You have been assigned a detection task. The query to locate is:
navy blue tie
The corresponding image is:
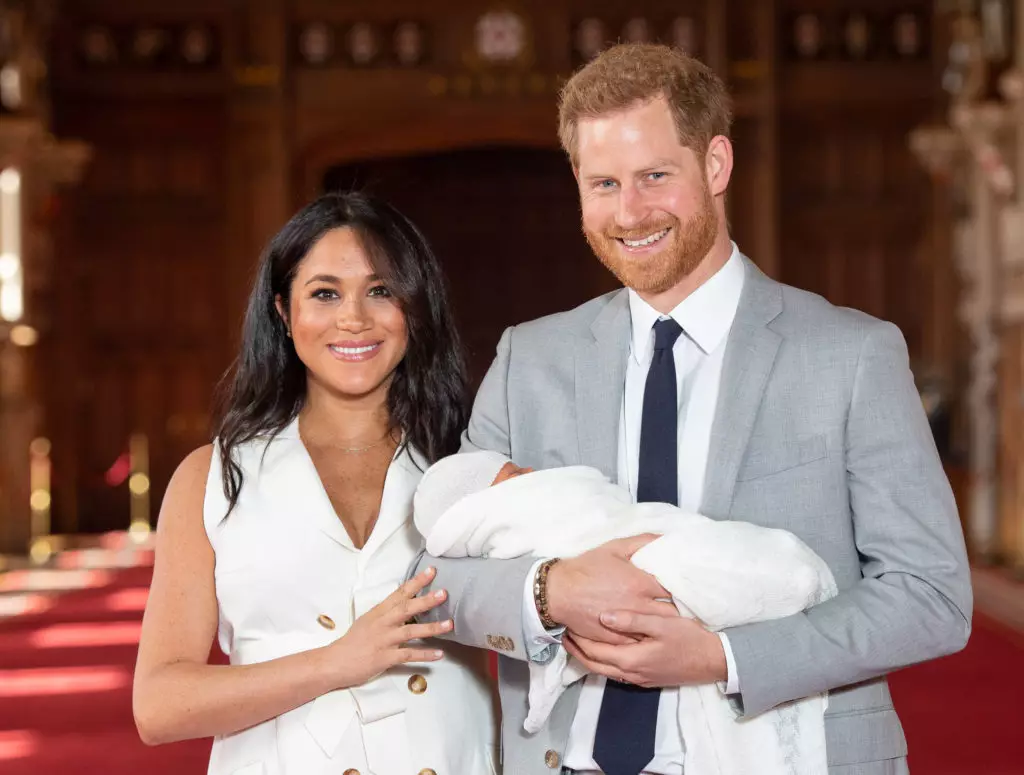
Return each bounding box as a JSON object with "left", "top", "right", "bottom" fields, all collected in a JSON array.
[{"left": 593, "top": 317, "right": 682, "bottom": 775}]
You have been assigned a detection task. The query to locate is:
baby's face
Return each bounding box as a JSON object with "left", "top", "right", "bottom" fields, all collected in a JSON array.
[{"left": 491, "top": 462, "right": 534, "bottom": 486}]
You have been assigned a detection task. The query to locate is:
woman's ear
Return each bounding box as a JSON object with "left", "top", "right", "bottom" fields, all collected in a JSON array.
[{"left": 274, "top": 294, "right": 291, "bottom": 338}]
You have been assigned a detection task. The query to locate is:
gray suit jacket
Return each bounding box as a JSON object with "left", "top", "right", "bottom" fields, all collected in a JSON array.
[{"left": 416, "top": 257, "right": 972, "bottom": 774}]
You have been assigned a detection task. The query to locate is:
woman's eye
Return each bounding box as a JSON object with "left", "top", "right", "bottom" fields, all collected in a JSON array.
[
  {"left": 368, "top": 285, "right": 392, "bottom": 298},
  {"left": 311, "top": 288, "right": 338, "bottom": 301}
]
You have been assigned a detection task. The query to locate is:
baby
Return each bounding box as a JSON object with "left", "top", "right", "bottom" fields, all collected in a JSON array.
[{"left": 414, "top": 451, "right": 836, "bottom": 775}]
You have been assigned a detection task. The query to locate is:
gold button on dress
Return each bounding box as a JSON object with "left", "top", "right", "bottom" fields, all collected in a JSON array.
[{"left": 316, "top": 613, "right": 336, "bottom": 630}]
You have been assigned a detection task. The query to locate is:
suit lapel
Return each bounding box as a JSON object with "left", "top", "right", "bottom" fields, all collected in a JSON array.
[
  {"left": 575, "top": 290, "right": 630, "bottom": 481},
  {"left": 701, "top": 258, "right": 784, "bottom": 518}
]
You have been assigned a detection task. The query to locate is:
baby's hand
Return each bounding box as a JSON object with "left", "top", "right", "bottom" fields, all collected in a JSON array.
[{"left": 491, "top": 462, "right": 534, "bottom": 486}]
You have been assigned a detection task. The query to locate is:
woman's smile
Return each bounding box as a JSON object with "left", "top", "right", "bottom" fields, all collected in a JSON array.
[{"left": 328, "top": 340, "right": 383, "bottom": 362}]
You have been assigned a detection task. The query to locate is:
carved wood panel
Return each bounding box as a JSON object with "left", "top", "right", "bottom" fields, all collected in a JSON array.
[
  {"left": 46, "top": 98, "right": 228, "bottom": 534},
  {"left": 35, "top": 0, "right": 950, "bottom": 534},
  {"left": 779, "top": 108, "right": 933, "bottom": 356}
]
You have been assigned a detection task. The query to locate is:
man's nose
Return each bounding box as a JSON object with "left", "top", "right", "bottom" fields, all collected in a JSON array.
[{"left": 616, "top": 183, "right": 649, "bottom": 229}]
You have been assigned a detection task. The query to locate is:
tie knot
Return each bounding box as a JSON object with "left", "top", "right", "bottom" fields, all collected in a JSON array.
[{"left": 652, "top": 318, "right": 683, "bottom": 351}]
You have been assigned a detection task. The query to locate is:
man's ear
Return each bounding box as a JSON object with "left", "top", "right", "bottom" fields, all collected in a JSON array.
[
  {"left": 704, "top": 135, "right": 734, "bottom": 198},
  {"left": 274, "top": 294, "right": 291, "bottom": 337}
]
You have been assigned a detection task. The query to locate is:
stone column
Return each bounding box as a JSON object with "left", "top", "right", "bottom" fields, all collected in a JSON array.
[{"left": 911, "top": 115, "right": 1005, "bottom": 562}]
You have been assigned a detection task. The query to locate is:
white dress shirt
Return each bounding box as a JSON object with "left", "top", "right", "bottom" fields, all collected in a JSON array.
[{"left": 522, "top": 245, "right": 746, "bottom": 773}]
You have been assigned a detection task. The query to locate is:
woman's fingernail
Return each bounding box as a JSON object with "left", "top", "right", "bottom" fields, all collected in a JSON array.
[
  {"left": 434, "top": 650, "right": 444, "bottom": 658},
  {"left": 442, "top": 620, "right": 453, "bottom": 630},
  {"left": 602, "top": 613, "right": 618, "bottom": 625},
  {"left": 434, "top": 589, "right": 446, "bottom": 599}
]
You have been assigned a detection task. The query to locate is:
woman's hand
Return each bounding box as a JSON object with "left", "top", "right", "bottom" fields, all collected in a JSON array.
[{"left": 323, "top": 566, "right": 453, "bottom": 689}]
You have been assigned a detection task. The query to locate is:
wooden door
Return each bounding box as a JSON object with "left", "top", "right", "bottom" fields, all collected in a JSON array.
[
  {"left": 325, "top": 146, "right": 618, "bottom": 384},
  {"left": 46, "top": 99, "right": 229, "bottom": 534}
]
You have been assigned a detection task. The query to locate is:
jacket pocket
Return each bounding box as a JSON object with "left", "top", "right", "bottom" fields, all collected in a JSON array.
[
  {"left": 208, "top": 719, "right": 274, "bottom": 775},
  {"left": 736, "top": 433, "right": 828, "bottom": 481},
  {"left": 825, "top": 707, "right": 907, "bottom": 768}
]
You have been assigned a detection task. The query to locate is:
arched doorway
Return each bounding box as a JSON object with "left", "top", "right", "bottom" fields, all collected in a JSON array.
[{"left": 323, "top": 146, "right": 618, "bottom": 383}]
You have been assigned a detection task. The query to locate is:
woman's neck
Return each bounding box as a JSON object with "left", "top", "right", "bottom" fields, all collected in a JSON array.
[{"left": 300, "top": 380, "right": 391, "bottom": 447}]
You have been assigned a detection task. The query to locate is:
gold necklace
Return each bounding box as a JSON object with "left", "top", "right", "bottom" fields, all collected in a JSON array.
[
  {"left": 301, "top": 428, "right": 395, "bottom": 454},
  {"left": 332, "top": 435, "right": 392, "bottom": 454}
]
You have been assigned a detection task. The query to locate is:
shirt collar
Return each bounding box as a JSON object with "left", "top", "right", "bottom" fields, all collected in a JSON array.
[{"left": 628, "top": 242, "right": 746, "bottom": 364}]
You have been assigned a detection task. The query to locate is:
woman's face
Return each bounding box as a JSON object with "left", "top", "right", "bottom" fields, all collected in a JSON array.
[{"left": 278, "top": 227, "right": 408, "bottom": 402}]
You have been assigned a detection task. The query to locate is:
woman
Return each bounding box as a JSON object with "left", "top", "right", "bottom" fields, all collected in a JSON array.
[{"left": 133, "top": 192, "right": 498, "bottom": 775}]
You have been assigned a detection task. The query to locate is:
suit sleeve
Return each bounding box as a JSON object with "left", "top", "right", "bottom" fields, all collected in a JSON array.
[
  {"left": 409, "top": 327, "right": 538, "bottom": 661},
  {"left": 723, "top": 322, "right": 973, "bottom": 716}
]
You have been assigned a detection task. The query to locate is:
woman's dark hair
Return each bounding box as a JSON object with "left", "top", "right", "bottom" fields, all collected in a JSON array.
[{"left": 213, "top": 191, "right": 469, "bottom": 513}]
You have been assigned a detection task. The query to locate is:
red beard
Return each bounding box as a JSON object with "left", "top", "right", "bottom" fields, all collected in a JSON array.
[{"left": 584, "top": 182, "right": 718, "bottom": 294}]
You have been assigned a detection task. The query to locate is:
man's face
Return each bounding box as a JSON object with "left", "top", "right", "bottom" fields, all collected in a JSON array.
[{"left": 575, "top": 96, "right": 719, "bottom": 295}]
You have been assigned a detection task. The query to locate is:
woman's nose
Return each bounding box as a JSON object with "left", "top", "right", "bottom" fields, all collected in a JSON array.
[{"left": 335, "top": 298, "right": 370, "bottom": 331}]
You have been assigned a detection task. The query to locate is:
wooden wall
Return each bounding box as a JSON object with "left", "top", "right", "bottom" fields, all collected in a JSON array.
[
  {"left": 40, "top": 0, "right": 944, "bottom": 533},
  {"left": 45, "top": 97, "right": 229, "bottom": 533}
]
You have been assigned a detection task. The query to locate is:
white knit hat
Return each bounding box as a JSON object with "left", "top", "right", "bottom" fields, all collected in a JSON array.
[{"left": 414, "top": 451, "right": 512, "bottom": 536}]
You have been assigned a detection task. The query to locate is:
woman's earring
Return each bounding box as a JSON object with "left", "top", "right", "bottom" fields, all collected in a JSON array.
[{"left": 285, "top": 327, "right": 292, "bottom": 338}]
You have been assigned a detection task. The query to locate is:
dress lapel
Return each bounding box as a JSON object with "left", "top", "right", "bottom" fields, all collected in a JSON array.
[
  {"left": 267, "top": 418, "right": 358, "bottom": 551},
  {"left": 266, "top": 419, "right": 423, "bottom": 555},
  {"left": 360, "top": 443, "right": 424, "bottom": 556}
]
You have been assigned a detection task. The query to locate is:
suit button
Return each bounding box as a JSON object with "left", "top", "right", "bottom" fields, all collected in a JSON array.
[
  {"left": 544, "top": 749, "right": 560, "bottom": 769},
  {"left": 418, "top": 770, "right": 437, "bottom": 775},
  {"left": 317, "top": 614, "right": 336, "bottom": 630},
  {"left": 408, "top": 674, "right": 428, "bottom": 694}
]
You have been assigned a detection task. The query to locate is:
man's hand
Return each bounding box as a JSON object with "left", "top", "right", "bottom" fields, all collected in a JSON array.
[
  {"left": 562, "top": 611, "right": 727, "bottom": 688},
  {"left": 546, "top": 535, "right": 669, "bottom": 645}
]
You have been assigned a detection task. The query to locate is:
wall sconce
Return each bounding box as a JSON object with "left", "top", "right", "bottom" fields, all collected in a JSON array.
[
  {"left": 128, "top": 433, "right": 152, "bottom": 543},
  {"left": 29, "top": 437, "right": 52, "bottom": 565},
  {"left": 0, "top": 167, "right": 23, "bottom": 323}
]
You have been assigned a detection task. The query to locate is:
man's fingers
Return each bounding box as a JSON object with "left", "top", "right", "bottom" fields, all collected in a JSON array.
[
  {"left": 604, "top": 533, "right": 662, "bottom": 559},
  {"left": 564, "top": 636, "right": 629, "bottom": 682},
  {"left": 632, "top": 572, "right": 672, "bottom": 600},
  {"left": 566, "top": 632, "right": 629, "bottom": 667},
  {"left": 599, "top": 610, "right": 669, "bottom": 637}
]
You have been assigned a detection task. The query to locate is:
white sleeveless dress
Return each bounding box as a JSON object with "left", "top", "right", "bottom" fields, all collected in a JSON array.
[{"left": 202, "top": 418, "right": 498, "bottom": 775}]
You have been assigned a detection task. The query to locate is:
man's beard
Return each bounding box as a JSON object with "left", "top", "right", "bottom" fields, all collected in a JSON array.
[{"left": 584, "top": 184, "right": 718, "bottom": 294}]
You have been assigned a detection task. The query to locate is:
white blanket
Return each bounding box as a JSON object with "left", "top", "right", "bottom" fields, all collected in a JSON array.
[{"left": 416, "top": 465, "right": 837, "bottom": 775}]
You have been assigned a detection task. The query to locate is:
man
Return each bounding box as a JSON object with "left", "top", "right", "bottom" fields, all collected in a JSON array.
[{"left": 415, "top": 43, "right": 971, "bottom": 775}]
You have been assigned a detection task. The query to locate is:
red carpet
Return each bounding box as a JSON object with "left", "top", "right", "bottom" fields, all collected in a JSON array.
[{"left": 1, "top": 553, "right": 1021, "bottom": 774}]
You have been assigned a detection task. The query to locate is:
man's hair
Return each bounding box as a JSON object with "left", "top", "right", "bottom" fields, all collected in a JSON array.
[{"left": 557, "top": 43, "right": 733, "bottom": 167}]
